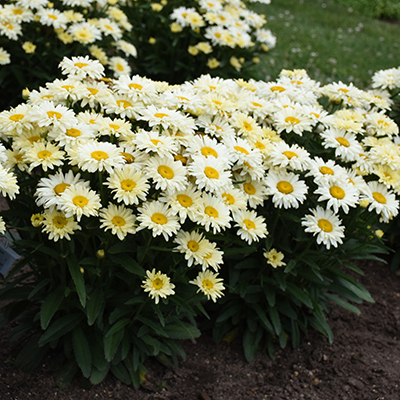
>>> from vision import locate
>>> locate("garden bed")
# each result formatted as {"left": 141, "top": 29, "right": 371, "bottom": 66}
{"left": 1, "top": 260, "right": 399, "bottom": 400}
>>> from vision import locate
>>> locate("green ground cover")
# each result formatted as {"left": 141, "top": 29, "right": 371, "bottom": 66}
{"left": 253, "top": 0, "right": 400, "bottom": 88}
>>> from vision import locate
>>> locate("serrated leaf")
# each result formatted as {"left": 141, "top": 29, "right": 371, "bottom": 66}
{"left": 137, "top": 316, "right": 167, "bottom": 337}
{"left": 86, "top": 288, "right": 104, "bottom": 326}
{"left": 268, "top": 305, "right": 281, "bottom": 335}
{"left": 325, "top": 293, "right": 361, "bottom": 315}
{"left": 90, "top": 365, "right": 110, "bottom": 385}
{"left": 40, "top": 289, "right": 65, "bottom": 330}
{"left": 104, "top": 328, "right": 125, "bottom": 362}
{"left": 105, "top": 318, "right": 130, "bottom": 338}
{"left": 164, "top": 319, "right": 200, "bottom": 340}
{"left": 252, "top": 304, "right": 274, "bottom": 333}
{"left": 110, "top": 254, "right": 145, "bottom": 276}
{"left": 286, "top": 283, "right": 313, "bottom": 309}
{"left": 72, "top": 327, "right": 92, "bottom": 378}
{"left": 55, "top": 359, "right": 79, "bottom": 389}
{"left": 110, "top": 363, "right": 131, "bottom": 385}
{"left": 242, "top": 328, "right": 262, "bottom": 362}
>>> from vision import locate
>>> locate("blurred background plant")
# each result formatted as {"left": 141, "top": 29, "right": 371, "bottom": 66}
{"left": 121, "top": 0, "right": 276, "bottom": 83}
{"left": 0, "top": 0, "right": 138, "bottom": 111}
{"left": 0, "top": 57, "right": 397, "bottom": 383}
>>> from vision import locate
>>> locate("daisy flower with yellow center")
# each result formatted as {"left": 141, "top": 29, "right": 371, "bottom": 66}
{"left": 80, "top": 81, "right": 113, "bottom": 109}
{"left": 267, "top": 141, "right": 310, "bottom": 171}
{"left": 134, "top": 129, "right": 178, "bottom": 159}
{"left": 37, "top": 8, "right": 68, "bottom": 30}
{"left": 46, "top": 78, "right": 89, "bottom": 104}
{"left": 368, "top": 140, "right": 400, "bottom": 171}
{"left": 0, "top": 103, "right": 33, "bottom": 135}
{"left": 99, "top": 203, "right": 137, "bottom": 240}
{"left": 48, "top": 122, "right": 95, "bottom": 149}
{"left": 223, "top": 136, "right": 263, "bottom": 168}
{"left": 3, "top": 147, "right": 28, "bottom": 172}
{"left": 306, "top": 157, "right": 347, "bottom": 184}
{"left": 173, "top": 230, "right": 211, "bottom": 267}
{"left": 373, "top": 164, "right": 400, "bottom": 190}
{"left": 188, "top": 155, "right": 232, "bottom": 194}
{"left": 220, "top": 187, "right": 247, "bottom": 213}
{"left": 105, "top": 94, "right": 143, "bottom": 119}
{"left": 96, "top": 117, "right": 132, "bottom": 138}
{"left": 197, "top": 241, "right": 224, "bottom": 272}
{"left": 233, "top": 209, "right": 268, "bottom": 244}
{"left": 41, "top": 209, "right": 81, "bottom": 242}
{"left": 263, "top": 248, "right": 286, "bottom": 268}
{"left": 145, "top": 155, "right": 188, "bottom": 193}
{"left": 189, "top": 270, "right": 225, "bottom": 303}
{"left": 106, "top": 165, "right": 149, "bottom": 205}
{"left": 70, "top": 141, "right": 125, "bottom": 174}
{"left": 185, "top": 135, "right": 230, "bottom": 166}
{"left": 230, "top": 112, "right": 263, "bottom": 137}
{"left": 58, "top": 183, "right": 101, "bottom": 221}
{"left": 0, "top": 165, "right": 19, "bottom": 200}
{"left": 192, "top": 193, "right": 231, "bottom": 234}
{"left": 67, "top": 22, "right": 102, "bottom": 45}
{"left": 196, "top": 114, "right": 236, "bottom": 139}
{"left": 136, "top": 201, "right": 180, "bottom": 241}
{"left": 320, "top": 128, "right": 363, "bottom": 162}
{"left": 273, "top": 105, "right": 314, "bottom": 136}
{"left": 109, "top": 56, "right": 131, "bottom": 78}
{"left": 265, "top": 168, "right": 308, "bottom": 209}
{"left": 24, "top": 141, "right": 65, "bottom": 172}
{"left": 159, "top": 183, "right": 202, "bottom": 223}
{"left": 371, "top": 67, "right": 400, "bottom": 90}
{"left": 360, "top": 181, "right": 399, "bottom": 223}
{"left": 315, "top": 179, "right": 359, "bottom": 214}
{"left": 112, "top": 74, "right": 156, "bottom": 102}
{"left": 365, "top": 112, "right": 398, "bottom": 138}
{"left": 201, "top": 92, "right": 237, "bottom": 116}
{"left": 301, "top": 206, "right": 345, "bottom": 250}
{"left": 35, "top": 170, "right": 88, "bottom": 209}
{"left": 28, "top": 101, "right": 77, "bottom": 131}
{"left": 141, "top": 269, "right": 175, "bottom": 304}
{"left": 239, "top": 176, "right": 268, "bottom": 208}
{"left": 31, "top": 213, "right": 44, "bottom": 228}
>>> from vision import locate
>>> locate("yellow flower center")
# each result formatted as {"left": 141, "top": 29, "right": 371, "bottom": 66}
{"left": 277, "top": 181, "right": 293, "bottom": 194}
{"left": 372, "top": 192, "right": 387, "bottom": 204}
{"left": 28, "top": 135, "right": 42, "bottom": 144}
{"left": 54, "top": 183, "right": 70, "bottom": 195}
{"left": 202, "top": 279, "right": 214, "bottom": 289}
{"left": 116, "top": 63, "right": 124, "bottom": 72}
{"left": 243, "top": 219, "right": 256, "bottom": 229}
{"left": 73, "top": 195, "right": 89, "bottom": 207}
{"left": 320, "top": 166, "right": 334, "bottom": 175}
{"left": 174, "top": 154, "right": 187, "bottom": 165}
{"left": 109, "top": 124, "right": 120, "bottom": 130}
{"left": 177, "top": 194, "right": 192, "bottom": 207}
{"left": 154, "top": 113, "right": 169, "bottom": 118}
{"left": 222, "top": 193, "right": 235, "bottom": 205}
{"left": 270, "top": 86, "right": 286, "bottom": 92}
{"left": 285, "top": 116, "right": 300, "bottom": 125}
{"left": 212, "top": 124, "right": 223, "bottom": 131}
{"left": 87, "top": 88, "right": 99, "bottom": 95}
{"left": 53, "top": 216, "right": 67, "bottom": 228}
{"left": 129, "top": 83, "right": 143, "bottom": 90}
{"left": 336, "top": 137, "right": 350, "bottom": 147}
{"left": 188, "top": 240, "right": 199, "bottom": 252}
{"left": 158, "top": 165, "right": 174, "bottom": 179}
{"left": 91, "top": 150, "right": 109, "bottom": 161}
{"left": 212, "top": 100, "right": 222, "bottom": 106}
{"left": 338, "top": 88, "right": 349, "bottom": 93}
{"left": 254, "top": 141, "right": 265, "bottom": 150}
{"left": 283, "top": 150, "right": 298, "bottom": 159}
{"left": 121, "top": 152, "right": 134, "bottom": 163}
{"left": 37, "top": 150, "right": 52, "bottom": 159}
{"left": 204, "top": 166, "right": 219, "bottom": 179}
{"left": 205, "top": 206, "right": 219, "bottom": 218}
{"left": 243, "top": 183, "right": 256, "bottom": 195}
{"left": 329, "top": 186, "right": 345, "bottom": 199}
{"left": 47, "top": 111, "right": 63, "bottom": 119}
{"left": 62, "top": 85, "right": 74, "bottom": 91}
{"left": 121, "top": 179, "right": 136, "bottom": 191}
{"left": 291, "top": 80, "right": 304, "bottom": 85}
{"left": 317, "top": 218, "right": 333, "bottom": 232}
{"left": 251, "top": 102, "right": 262, "bottom": 107}
{"left": 116, "top": 100, "right": 132, "bottom": 108}
{"left": 9, "top": 114, "right": 24, "bottom": 122}
{"left": 234, "top": 146, "right": 249, "bottom": 155}
{"left": 152, "top": 278, "right": 164, "bottom": 290}
{"left": 65, "top": 128, "right": 82, "bottom": 137}
{"left": 151, "top": 213, "right": 168, "bottom": 225}
{"left": 201, "top": 146, "right": 218, "bottom": 158}
{"left": 150, "top": 139, "right": 162, "bottom": 146}
{"left": 112, "top": 216, "right": 126, "bottom": 226}
{"left": 243, "top": 122, "right": 252, "bottom": 131}
{"left": 74, "top": 62, "right": 89, "bottom": 68}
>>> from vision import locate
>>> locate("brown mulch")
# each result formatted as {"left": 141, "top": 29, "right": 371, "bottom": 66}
{"left": 1, "top": 260, "right": 400, "bottom": 400}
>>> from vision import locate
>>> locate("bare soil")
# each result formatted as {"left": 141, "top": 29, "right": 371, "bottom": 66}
{"left": 1, "top": 260, "right": 400, "bottom": 400}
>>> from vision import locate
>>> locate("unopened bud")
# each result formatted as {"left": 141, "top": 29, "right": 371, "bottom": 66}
{"left": 96, "top": 249, "right": 105, "bottom": 259}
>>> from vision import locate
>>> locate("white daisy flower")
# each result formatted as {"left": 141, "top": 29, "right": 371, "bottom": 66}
{"left": 301, "top": 206, "right": 345, "bottom": 250}
{"left": 0, "top": 165, "right": 19, "bottom": 200}
{"left": 99, "top": 203, "right": 137, "bottom": 240}
{"left": 239, "top": 176, "right": 268, "bottom": 208}
{"left": 134, "top": 129, "right": 178, "bottom": 159}
{"left": 264, "top": 248, "right": 286, "bottom": 268}
{"left": 59, "top": 56, "right": 105, "bottom": 80}
{"left": 41, "top": 209, "right": 81, "bottom": 242}
{"left": 267, "top": 141, "right": 311, "bottom": 171}
{"left": 233, "top": 209, "right": 268, "bottom": 244}
{"left": 265, "top": 168, "right": 308, "bottom": 209}
{"left": 174, "top": 230, "right": 211, "bottom": 267}
{"left": 68, "top": 21, "right": 102, "bottom": 44}
{"left": 189, "top": 270, "right": 225, "bottom": 303}
{"left": 24, "top": 142, "right": 65, "bottom": 172}
{"left": 141, "top": 269, "right": 175, "bottom": 304}
{"left": 137, "top": 201, "right": 180, "bottom": 241}
{"left": 306, "top": 157, "right": 347, "bottom": 184}
{"left": 109, "top": 56, "right": 131, "bottom": 78}
{"left": 272, "top": 105, "right": 314, "bottom": 136}
{"left": 28, "top": 101, "right": 77, "bottom": 131}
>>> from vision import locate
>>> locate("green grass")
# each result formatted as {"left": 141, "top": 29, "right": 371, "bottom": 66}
{"left": 252, "top": 0, "right": 400, "bottom": 88}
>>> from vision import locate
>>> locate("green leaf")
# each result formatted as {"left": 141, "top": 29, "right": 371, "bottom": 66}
{"left": 325, "top": 293, "right": 361, "bottom": 315}
{"left": 164, "top": 319, "right": 201, "bottom": 340}
{"left": 90, "top": 365, "right": 110, "bottom": 385}
{"left": 40, "top": 289, "right": 65, "bottom": 330}
{"left": 39, "top": 313, "right": 83, "bottom": 346}
{"left": 216, "top": 305, "right": 239, "bottom": 323}
{"left": 28, "top": 278, "right": 52, "bottom": 300}
{"left": 55, "top": 359, "right": 79, "bottom": 389}
{"left": 284, "top": 259, "right": 297, "bottom": 274}
{"left": 72, "top": 327, "right": 92, "bottom": 378}
{"left": 110, "top": 363, "right": 131, "bottom": 385}
{"left": 252, "top": 304, "right": 274, "bottom": 333}
{"left": 14, "top": 336, "right": 48, "bottom": 372}
{"left": 268, "top": 305, "right": 281, "bottom": 335}
{"left": 86, "top": 288, "right": 104, "bottom": 326}
{"left": 242, "top": 328, "right": 262, "bottom": 362}
{"left": 291, "top": 319, "right": 300, "bottom": 348}
{"left": 286, "top": 283, "right": 313, "bottom": 309}
{"left": 110, "top": 254, "right": 145, "bottom": 276}
{"left": 336, "top": 277, "right": 374, "bottom": 303}
{"left": 67, "top": 256, "right": 86, "bottom": 308}
{"left": 106, "top": 318, "right": 131, "bottom": 338}
{"left": 104, "top": 328, "right": 125, "bottom": 363}
{"left": 137, "top": 316, "right": 167, "bottom": 337}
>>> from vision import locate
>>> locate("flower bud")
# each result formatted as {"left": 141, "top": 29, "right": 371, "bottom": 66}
{"left": 96, "top": 249, "right": 105, "bottom": 259}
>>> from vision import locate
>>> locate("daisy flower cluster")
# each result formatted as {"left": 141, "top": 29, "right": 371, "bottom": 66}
{"left": 122, "top": 0, "right": 276, "bottom": 82}
{"left": 0, "top": 57, "right": 398, "bottom": 306}
{"left": 0, "top": 0, "right": 136, "bottom": 110}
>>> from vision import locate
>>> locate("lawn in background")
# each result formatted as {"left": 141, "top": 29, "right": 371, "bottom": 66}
{"left": 252, "top": 0, "right": 400, "bottom": 88}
